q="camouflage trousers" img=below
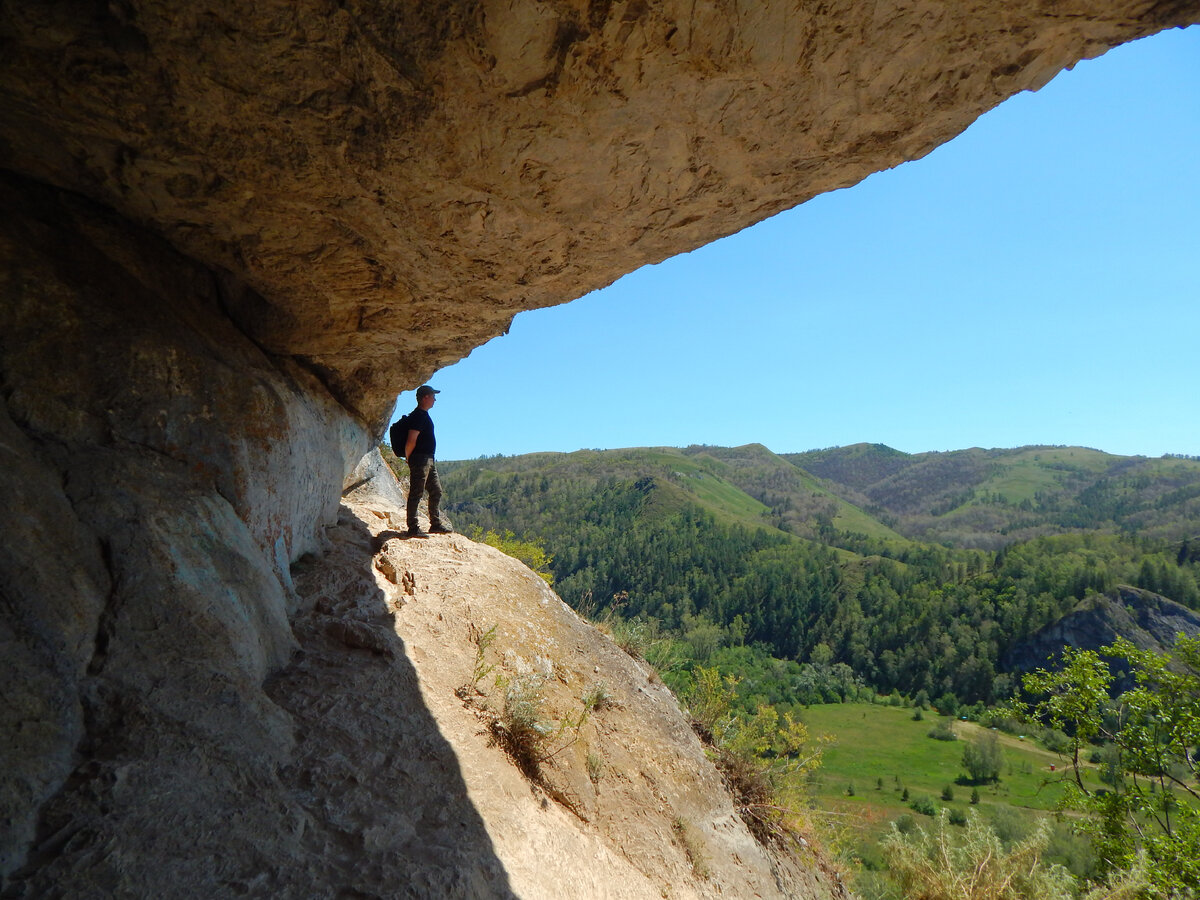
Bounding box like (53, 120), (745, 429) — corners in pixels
(406, 454), (445, 530)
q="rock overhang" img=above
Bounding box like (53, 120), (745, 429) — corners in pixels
(2, 0), (1198, 431)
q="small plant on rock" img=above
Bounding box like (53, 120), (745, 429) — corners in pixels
(491, 673), (589, 783)
(585, 749), (604, 785)
(581, 682), (612, 713)
(672, 816), (711, 881)
(457, 622), (497, 698)
(683, 666), (825, 848)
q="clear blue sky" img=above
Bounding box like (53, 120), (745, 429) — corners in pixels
(399, 26), (1199, 461)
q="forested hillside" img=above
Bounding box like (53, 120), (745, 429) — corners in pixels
(786, 443), (1200, 549)
(437, 444), (1200, 709)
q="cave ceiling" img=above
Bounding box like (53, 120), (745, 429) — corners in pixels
(2, 0), (1197, 427)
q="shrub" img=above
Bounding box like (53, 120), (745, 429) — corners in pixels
(988, 806), (1031, 847)
(594, 609), (679, 669)
(672, 817), (711, 880)
(468, 526), (555, 584)
(1039, 726), (1072, 754)
(493, 674), (555, 777)
(961, 732), (1004, 783)
(1045, 820), (1100, 882)
(927, 721), (958, 742)
(935, 693), (960, 719)
(491, 674), (586, 781)
(881, 811), (1077, 900)
(911, 795), (938, 817)
(683, 666), (824, 848)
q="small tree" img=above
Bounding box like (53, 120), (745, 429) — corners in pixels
(962, 732), (1004, 783)
(468, 527), (555, 584)
(1016, 636), (1200, 897)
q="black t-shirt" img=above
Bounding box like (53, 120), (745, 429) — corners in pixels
(407, 408), (436, 457)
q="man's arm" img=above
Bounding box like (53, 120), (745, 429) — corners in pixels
(405, 429), (419, 460)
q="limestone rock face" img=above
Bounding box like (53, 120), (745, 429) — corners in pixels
(2, 1), (1196, 426)
(1003, 585), (1200, 687)
(4, 456), (845, 897)
(3, 1), (1200, 895)
(0, 175), (360, 885)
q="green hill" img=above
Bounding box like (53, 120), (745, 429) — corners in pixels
(785, 444), (1200, 549)
(436, 443), (1200, 706)
(445, 443), (908, 546)
(679, 443), (909, 545)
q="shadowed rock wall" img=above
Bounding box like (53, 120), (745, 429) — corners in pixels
(0, 173), (365, 888)
(2, 1), (1199, 894)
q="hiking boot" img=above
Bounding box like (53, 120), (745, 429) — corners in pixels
(429, 524), (453, 534)
(405, 527), (429, 538)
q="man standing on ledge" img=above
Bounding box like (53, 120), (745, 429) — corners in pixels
(403, 384), (452, 538)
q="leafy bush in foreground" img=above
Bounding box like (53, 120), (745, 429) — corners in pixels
(881, 811), (1077, 900)
(683, 666), (824, 847)
(1016, 635), (1200, 898)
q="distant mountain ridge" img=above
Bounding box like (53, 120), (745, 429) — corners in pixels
(448, 442), (1200, 552)
(445, 443), (909, 548)
(784, 443), (1200, 550)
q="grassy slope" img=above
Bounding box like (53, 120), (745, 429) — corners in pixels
(445, 444), (909, 545)
(678, 443), (909, 543)
(938, 447), (1116, 512)
(800, 703), (1097, 846)
(633, 447), (775, 528)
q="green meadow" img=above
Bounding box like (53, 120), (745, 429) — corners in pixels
(799, 702), (1094, 847)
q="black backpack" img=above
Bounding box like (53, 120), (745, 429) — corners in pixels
(389, 414), (411, 459)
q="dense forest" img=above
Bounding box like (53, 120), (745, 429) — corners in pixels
(431, 443), (1200, 712)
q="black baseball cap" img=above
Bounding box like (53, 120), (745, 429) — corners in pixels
(416, 385), (440, 398)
